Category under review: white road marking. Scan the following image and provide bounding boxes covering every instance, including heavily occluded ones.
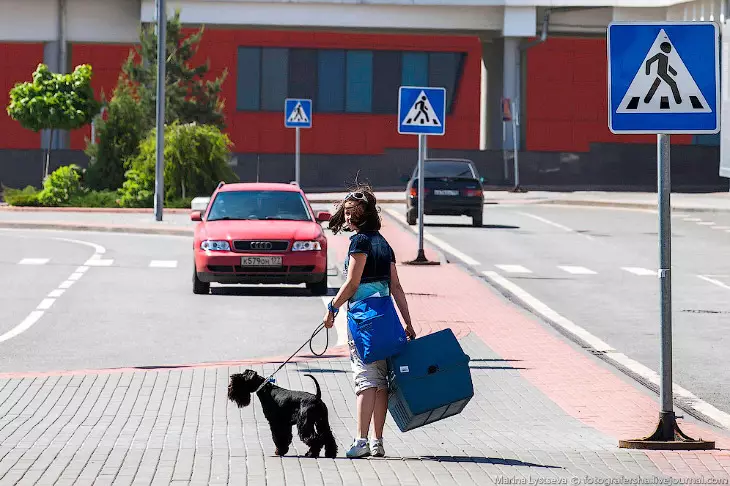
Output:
[384,208,480,266]
[622,267,657,276]
[19,258,49,265]
[495,264,532,274]
[482,270,730,431]
[37,299,55,310]
[149,260,178,268]
[321,297,347,347]
[558,265,596,275]
[85,254,114,266]
[517,212,595,241]
[1,237,108,345]
[698,222,716,226]
[712,226,730,230]
[697,275,730,291]
[684,217,702,222]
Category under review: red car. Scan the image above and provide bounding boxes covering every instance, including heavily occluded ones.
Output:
[190,182,331,295]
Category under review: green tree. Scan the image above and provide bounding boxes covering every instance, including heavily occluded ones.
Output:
[85,77,146,190]
[7,63,101,179]
[123,9,227,130]
[85,9,229,191]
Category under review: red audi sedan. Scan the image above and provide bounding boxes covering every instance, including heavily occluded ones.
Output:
[190,182,331,295]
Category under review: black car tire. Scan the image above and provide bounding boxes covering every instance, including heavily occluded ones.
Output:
[472,210,483,227]
[406,209,417,226]
[193,266,211,295]
[307,277,329,296]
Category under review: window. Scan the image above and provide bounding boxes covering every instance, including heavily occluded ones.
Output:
[288,48,318,101]
[401,52,428,87]
[317,50,345,112]
[372,50,401,114]
[236,46,466,115]
[261,48,289,111]
[346,50,373,113]
[237,47,261,111]
[428,52,464,113]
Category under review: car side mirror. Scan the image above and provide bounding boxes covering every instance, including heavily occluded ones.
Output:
[400,175,410,183]
[316,211,331,223]
[190,210,203,222]
[480,177,485,183]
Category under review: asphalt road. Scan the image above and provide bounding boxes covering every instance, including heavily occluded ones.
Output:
[0,228,347,374]
[383,202,730,416]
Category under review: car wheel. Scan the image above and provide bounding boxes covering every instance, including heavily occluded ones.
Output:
[193,266,210,295]
[307,277,329,296]
[472,210,483,228]
[406,209,417,226]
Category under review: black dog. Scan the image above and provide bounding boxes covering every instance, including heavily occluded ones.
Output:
[227,369,338,458]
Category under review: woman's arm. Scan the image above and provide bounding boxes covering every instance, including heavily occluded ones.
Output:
[390,263,416,338]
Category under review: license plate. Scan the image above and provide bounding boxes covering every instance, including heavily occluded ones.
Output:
[434,190,459,196]
[241,256,282,267]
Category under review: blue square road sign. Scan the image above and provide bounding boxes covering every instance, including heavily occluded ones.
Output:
[607,21,720,134]
[285,99,312,128]
[398,87,446,136]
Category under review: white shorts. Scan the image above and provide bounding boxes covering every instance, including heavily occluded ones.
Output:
[349,340,389,395]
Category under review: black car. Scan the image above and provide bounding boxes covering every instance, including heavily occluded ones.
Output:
[405,158,485,227]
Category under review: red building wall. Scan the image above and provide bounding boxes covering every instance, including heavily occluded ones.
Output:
[525,36,693,151]
[0,43,45,149]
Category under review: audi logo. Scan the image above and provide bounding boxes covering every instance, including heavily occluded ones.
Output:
[250,241,273,250]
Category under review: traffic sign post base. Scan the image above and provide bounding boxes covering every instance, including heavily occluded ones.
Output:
[510,186,528,193]
[619,412,715,450]
[403,249,440,266]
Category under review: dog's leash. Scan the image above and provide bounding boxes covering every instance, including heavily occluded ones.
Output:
[254,322,330,393]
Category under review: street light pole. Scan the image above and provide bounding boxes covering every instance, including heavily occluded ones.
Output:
[154,0,166,222]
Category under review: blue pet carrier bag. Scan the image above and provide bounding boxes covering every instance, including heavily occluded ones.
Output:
[386,328,474,432]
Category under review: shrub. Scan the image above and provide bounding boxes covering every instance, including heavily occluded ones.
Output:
[118,121,237,207]
[68,190,119,208]
[37,165,84,206]
[2,185,42,207]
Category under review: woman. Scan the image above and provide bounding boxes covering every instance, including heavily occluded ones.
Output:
[322,185,416,459]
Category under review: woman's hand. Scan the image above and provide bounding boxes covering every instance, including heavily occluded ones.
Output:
[405,324,416,340]
[323,309,335,329]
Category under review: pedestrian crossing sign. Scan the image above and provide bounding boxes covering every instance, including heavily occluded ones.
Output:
[608,22,720,134]
[398,86,446,135]
[284,98,312,128]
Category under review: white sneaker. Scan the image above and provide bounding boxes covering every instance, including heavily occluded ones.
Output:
[345,438,371,458]
[370,439,385,457]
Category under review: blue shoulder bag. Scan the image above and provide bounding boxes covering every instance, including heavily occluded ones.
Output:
[347,283,408,364]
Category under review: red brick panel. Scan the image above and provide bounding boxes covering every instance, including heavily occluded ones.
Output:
[0,43,45,149]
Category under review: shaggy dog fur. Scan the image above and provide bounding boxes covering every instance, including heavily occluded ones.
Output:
[227,369,338,458]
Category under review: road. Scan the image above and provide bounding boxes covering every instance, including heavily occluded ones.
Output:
[0,228,348,374]
[384,202,730,416]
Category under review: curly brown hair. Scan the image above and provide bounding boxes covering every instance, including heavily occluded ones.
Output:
[328,184,381,235]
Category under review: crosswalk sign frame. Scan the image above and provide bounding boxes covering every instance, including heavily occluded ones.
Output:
[284,98,312,129]
[398,86,447,136]
[607,21,720,135]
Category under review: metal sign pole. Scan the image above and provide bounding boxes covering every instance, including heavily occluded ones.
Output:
[658,133,674,424]
[154,0,166,222]
[417,133,426,260]
[295,126,301,185]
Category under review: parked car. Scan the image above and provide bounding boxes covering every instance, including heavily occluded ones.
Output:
[190,182,331,295]
[405,158,485,227]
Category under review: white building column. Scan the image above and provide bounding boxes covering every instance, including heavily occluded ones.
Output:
[501,6,536,150]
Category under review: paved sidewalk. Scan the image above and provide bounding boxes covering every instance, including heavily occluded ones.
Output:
[0,214,729,485]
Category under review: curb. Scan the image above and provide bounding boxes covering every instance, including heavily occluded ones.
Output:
[0,206,191,214]
[0,221,194,236]
[381,211,449,265]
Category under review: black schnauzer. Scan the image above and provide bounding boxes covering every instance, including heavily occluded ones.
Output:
[227,369,338,458]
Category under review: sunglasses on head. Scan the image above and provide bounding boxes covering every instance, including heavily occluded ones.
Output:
[345,191,368,202]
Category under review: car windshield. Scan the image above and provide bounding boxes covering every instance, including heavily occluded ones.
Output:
[206,190,312,222]
[415,161,477,179]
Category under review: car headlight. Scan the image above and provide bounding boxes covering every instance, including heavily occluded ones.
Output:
[201,240,231,251]
[292,241,322,251]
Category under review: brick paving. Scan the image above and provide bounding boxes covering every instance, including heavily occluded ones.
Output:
[0,213,729,484]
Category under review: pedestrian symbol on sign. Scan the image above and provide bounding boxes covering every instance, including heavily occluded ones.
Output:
[644,42,681,105]
[287,102,309,124]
